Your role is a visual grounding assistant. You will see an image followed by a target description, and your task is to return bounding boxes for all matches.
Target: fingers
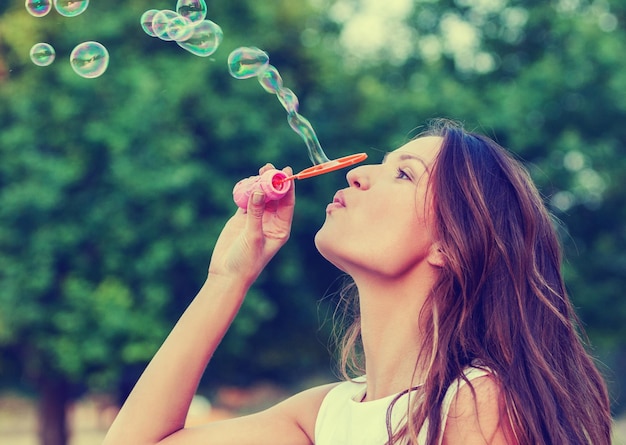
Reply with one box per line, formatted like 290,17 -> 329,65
245,190 -> 266,239
259,163 -> 275,175
273,166 -> 294,222
244,164 -> 294,230
281,166 -> 295,203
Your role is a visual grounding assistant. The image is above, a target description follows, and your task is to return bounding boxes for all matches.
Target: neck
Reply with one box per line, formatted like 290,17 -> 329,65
352,265 -> 438,401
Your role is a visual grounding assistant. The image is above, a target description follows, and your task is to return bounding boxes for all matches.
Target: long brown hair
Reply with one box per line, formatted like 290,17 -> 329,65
334,119 -> 611,444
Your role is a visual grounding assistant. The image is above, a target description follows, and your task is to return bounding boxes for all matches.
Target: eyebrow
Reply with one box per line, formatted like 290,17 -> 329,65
382,152 -> 431,172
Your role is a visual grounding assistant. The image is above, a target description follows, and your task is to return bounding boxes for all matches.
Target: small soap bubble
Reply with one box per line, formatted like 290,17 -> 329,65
152,10 -> 179,41
53,0 -> 89,18
166,15 -> 194,42
69,41 -> 109,78
140,9 -> 160,37
228,47 -> 270,79
177,20 -> 223,57
176,0 -> 207,23
29,43 -> 55,66
258,65 -> 283,94
277,88 -> 299,114
25,0 -> 52,17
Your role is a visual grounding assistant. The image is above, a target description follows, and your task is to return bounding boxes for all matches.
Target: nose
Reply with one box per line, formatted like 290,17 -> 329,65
346,165 -> 370,189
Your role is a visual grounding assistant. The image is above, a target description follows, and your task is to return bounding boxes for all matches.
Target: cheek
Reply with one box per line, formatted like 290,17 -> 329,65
314,190 -> 436,274
369,225 -> 431,274
362,200 -> 436,273
315,212 -> 430,276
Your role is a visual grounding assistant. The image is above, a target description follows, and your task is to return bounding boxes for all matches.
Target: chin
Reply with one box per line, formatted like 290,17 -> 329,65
313,226 -> 331,260
314,227 -> 348,273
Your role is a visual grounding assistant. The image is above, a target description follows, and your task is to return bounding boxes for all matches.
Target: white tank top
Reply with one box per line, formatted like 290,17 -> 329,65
315,367 -> 491,445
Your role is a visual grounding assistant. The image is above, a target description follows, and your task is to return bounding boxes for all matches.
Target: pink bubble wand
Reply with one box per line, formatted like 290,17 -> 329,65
233,153 -> 367,209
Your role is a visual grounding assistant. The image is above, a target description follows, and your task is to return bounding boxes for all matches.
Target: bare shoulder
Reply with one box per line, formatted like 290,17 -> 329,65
160,382 -> 339,445
442,374 -> 518,445
265,382 -> 341,441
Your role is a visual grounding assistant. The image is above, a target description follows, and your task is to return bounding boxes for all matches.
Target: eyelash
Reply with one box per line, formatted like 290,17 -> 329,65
395,168 -> 411,180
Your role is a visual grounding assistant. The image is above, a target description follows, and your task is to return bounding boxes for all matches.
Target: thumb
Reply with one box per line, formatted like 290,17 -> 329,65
245,190 -> 265,234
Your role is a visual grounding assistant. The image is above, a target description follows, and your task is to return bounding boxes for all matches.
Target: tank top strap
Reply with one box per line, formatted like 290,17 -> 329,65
436,366 -> 493,445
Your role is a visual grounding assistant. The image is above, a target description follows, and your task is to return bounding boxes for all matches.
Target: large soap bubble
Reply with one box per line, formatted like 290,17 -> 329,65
227,47 -> 270,79
140,9 -> 160,37
176,0 -> 207,23
25,0 -> 52,17
69,41 -> 109,78
177,20 -> 223,57
54,0 -> 89,18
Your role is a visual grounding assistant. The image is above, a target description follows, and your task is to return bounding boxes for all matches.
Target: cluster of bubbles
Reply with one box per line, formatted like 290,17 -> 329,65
227,47 -> 330,165
25,0 -> 109,78
25,0 -> 89,18
140,0 -> 223,57
138,0 -> 328,164
25,1 -> 329,162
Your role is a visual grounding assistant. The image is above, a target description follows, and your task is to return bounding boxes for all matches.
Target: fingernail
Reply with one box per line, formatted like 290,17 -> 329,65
252,191 -> 264,205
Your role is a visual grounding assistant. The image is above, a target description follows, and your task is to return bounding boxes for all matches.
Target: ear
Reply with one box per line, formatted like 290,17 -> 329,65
427,242 -> 446,268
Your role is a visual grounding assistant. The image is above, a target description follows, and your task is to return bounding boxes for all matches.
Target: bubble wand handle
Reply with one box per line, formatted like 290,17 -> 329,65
232,169 -> 292,209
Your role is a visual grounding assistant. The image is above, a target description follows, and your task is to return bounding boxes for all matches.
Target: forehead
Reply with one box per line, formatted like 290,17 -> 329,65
388,136 -> 443,166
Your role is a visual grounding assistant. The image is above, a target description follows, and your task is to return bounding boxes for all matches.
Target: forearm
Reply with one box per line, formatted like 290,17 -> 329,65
105,165 -> 295,445
103,274 -> 251,445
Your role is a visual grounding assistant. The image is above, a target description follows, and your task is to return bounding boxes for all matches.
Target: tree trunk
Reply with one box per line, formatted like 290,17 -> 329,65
37,377 -> 70,445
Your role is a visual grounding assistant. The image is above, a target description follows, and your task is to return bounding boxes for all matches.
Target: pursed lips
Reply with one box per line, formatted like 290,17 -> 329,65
332,190 -> 346,207
326,190 -> 347,213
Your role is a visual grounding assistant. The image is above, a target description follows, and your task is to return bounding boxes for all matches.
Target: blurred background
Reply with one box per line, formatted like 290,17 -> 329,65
1,0 -> 625,444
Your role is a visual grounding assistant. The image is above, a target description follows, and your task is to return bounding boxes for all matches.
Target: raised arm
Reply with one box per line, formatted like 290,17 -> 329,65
103,164 -> 323,445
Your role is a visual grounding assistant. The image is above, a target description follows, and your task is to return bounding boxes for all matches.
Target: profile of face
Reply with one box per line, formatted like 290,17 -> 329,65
315,136 -> 445,279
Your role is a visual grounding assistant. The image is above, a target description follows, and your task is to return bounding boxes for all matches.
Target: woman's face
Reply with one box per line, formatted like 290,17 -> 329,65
315,136 -> 443,278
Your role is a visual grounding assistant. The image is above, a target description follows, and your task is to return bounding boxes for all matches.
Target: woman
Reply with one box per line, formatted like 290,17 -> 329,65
103,119 -> 612,445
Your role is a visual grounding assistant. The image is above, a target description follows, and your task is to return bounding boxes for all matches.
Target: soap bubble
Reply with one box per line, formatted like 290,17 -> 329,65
227,47 -> 270,79
152,10 -> 179,41
177,20 -> 223,57
176,0 -> 207,23
166,15 -> 194,42
25,0 -> 52,17
258,65 -> 283,94
29,43 -> 55,66
54,0 -> 89,18
69,41 -> 109,78
277,88 -> 299,114
140,9 -> 160,37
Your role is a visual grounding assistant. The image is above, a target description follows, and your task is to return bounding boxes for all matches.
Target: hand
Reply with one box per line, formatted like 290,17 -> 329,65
208,164 -> 295,286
